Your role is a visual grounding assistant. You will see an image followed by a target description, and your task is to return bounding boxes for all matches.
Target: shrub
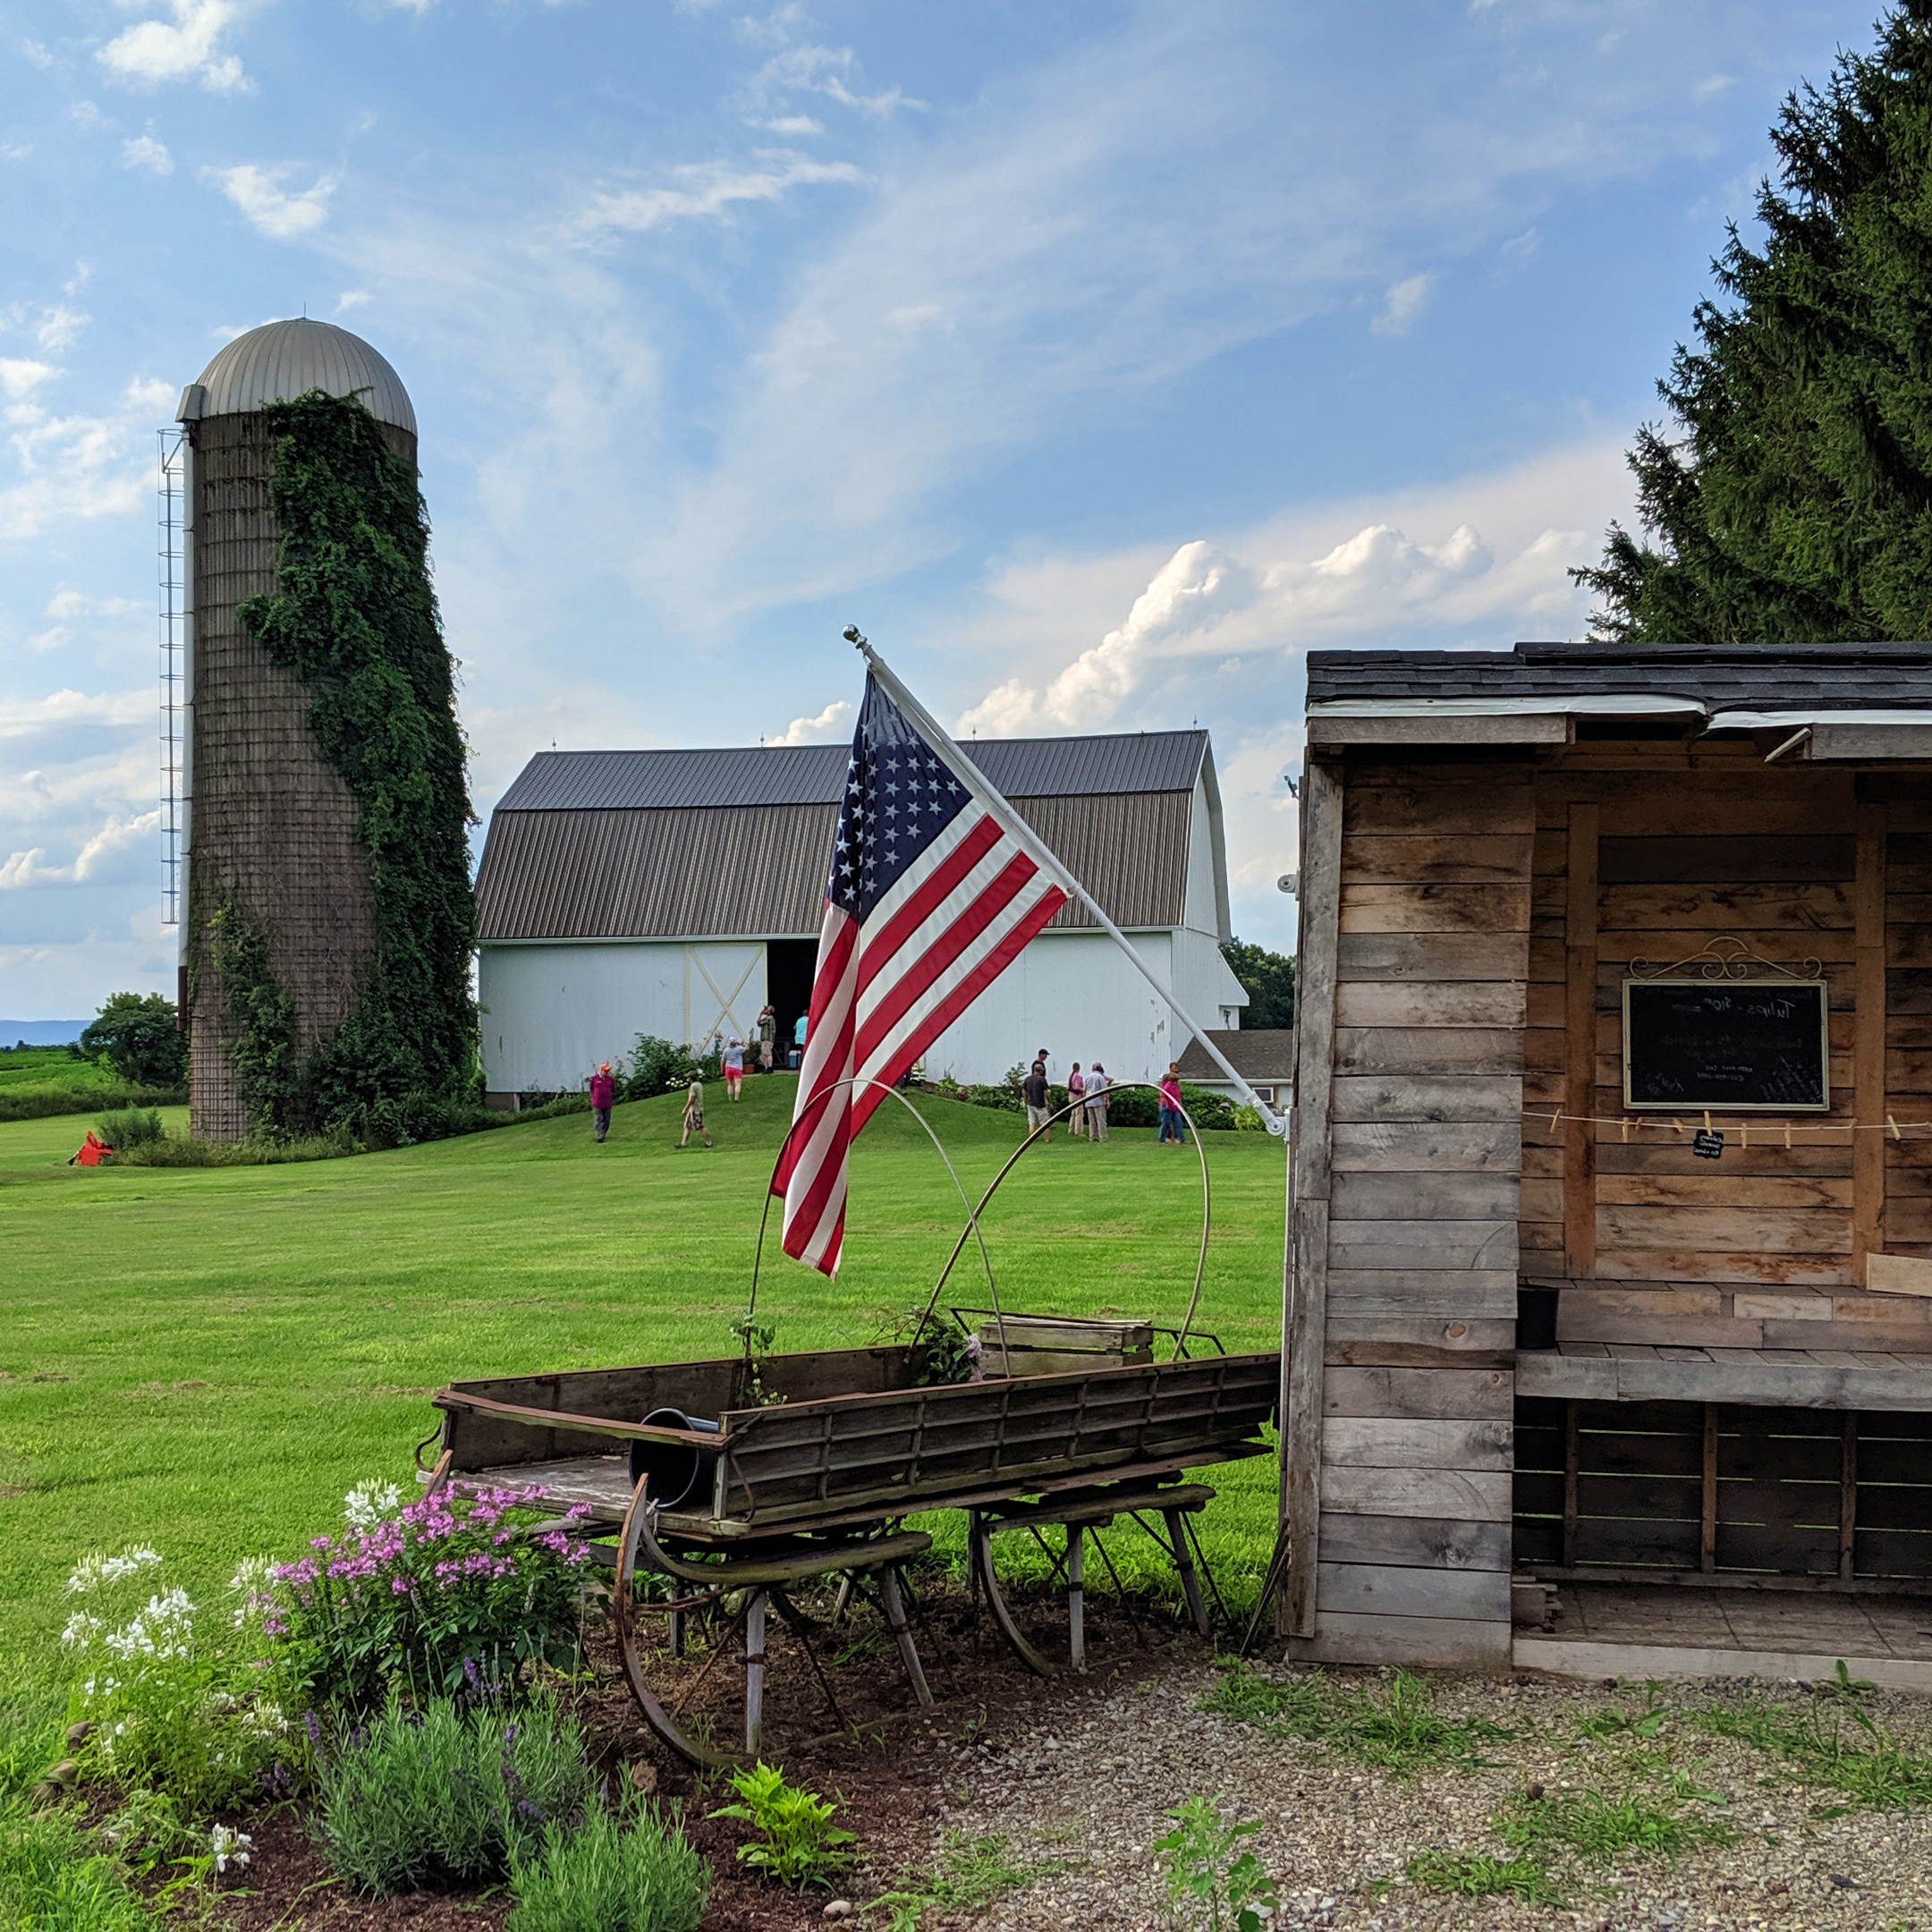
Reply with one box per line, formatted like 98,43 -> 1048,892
317,1696 -> 599,1894
93,1107 -> 163,1152
1105,1082 -> 1235,1131
0,1085 -> 184,1124
709,1761 -> 855,1889
268,1480 -> 593,1710
118,1131 -> 358,1167
80,993 -> 188,1089
507,1800 -> 708,1932
59,1547 -> 292,1815
623,1037 -> 721,1098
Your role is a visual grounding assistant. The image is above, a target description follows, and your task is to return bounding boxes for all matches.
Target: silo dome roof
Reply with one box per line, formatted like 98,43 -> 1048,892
187,318 -> 417,435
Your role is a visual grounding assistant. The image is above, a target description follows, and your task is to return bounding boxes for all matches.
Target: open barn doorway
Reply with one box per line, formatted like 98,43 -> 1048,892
767,939 -> 816,1067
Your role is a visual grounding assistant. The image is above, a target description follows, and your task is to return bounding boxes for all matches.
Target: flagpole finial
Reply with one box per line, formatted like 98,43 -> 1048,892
842,624 -> 868,650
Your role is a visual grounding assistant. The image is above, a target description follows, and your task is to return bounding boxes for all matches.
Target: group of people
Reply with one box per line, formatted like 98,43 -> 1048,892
1021,1051 -> 1191,1147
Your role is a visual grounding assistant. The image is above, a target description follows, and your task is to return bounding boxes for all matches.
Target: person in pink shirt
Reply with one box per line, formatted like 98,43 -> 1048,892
589,1061 -> 616,1142
1067,1062 -> 1087,1138
1157,1062 -> 1187,1146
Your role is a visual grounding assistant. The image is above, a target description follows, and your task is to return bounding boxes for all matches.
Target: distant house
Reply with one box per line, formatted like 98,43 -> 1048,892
473,732 -> 1249,1097
1178,1030 -> 1296,1110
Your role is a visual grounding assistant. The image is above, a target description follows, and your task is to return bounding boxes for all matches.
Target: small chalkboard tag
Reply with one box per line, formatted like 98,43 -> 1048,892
1693,1129 -> 1725,1160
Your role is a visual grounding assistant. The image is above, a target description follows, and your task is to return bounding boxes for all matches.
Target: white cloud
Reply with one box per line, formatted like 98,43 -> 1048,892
44,589 -> 143,621
0,142 -> 31,163
758,114 -> 823,136
741,43 -> 921,119
580,151 -> 862,235
204,164 -> 337,240
1693,73 -> 1736,101
21,40 -> 52,69
772,699 -> 852,746
72,101 -> 108,131
0,376 -> 174,542
1371,271 -> 1435,336
35,306 -> 89,351
121,134 -> 174,174
0,810 -> 160,889
97,0 -> 258,94
0,360 -> 56,401
0,688 -> 154,742
335,288 -> 371,313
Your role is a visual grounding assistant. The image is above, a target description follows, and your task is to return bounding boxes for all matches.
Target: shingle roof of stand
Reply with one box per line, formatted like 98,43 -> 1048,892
1307,641 -> 1932,712
494,732 -> 1208,811
476,731 -> 1217,942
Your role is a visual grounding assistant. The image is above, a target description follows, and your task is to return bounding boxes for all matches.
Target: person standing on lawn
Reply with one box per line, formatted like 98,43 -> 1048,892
1157,1062 -> 1187,1146
1067,1061 -> 1087,1138
757,1004 -> 776,1072
589,1061 -> 616,1142
680,1077 -> 712,1149
1022,1055 -> 1052,1142
723,1038 -> 746,1101
1085,1063 -> 1110,1140
792,1010 -> 809,1066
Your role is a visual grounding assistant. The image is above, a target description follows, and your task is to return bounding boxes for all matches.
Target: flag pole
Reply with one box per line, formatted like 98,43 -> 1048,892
849,630 -> 1289,1140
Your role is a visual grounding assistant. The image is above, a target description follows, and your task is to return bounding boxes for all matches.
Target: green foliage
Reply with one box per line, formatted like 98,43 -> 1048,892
1201,1660 -> 1512,1775
317,1695 -> 599,1894
92,1109 -> 163,1153
202,388 -> 475,1138
1576,1680 -> 1670,1741
1575,4 -> 1932,641
1496,1771 -> 1733,1866
1219,940 -> 1295,1030
1694,1666 -> 1932,1809
625,1037 -> 722,1098
79,995 -> 186,1090
876,1308 -> 979,1385
59,1546 -> 291,1815
1152,1793 -> 1279,1932
866,1830 -> 1059,1930
0,1084 -> 183,1124
708,1761 -> 856,1889
1403,1848 -> 1561,1905
506,1800 -> 708,1932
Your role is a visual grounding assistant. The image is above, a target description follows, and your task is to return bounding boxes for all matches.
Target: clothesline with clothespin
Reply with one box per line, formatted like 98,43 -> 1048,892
1525,1106 -> 1915,1146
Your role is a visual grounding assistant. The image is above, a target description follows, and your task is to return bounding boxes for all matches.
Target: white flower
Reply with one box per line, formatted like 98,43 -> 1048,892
241,1700 -> 287,1737
210,1824 -> 251,1875
227,1555 -> 274,1596
65,1546 -> 162,1593
60,1612 -> 103,1650
343,1478 -> 402,1530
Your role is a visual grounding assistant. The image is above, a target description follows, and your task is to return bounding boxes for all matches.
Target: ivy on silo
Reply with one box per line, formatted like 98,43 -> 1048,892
224,388 -> 478,1135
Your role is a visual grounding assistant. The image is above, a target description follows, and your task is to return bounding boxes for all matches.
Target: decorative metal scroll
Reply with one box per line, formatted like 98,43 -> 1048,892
1627,936 -> 1822,984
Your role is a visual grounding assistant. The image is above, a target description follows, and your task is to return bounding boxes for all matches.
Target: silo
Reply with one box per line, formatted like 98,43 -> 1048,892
175,319 -> 421,1140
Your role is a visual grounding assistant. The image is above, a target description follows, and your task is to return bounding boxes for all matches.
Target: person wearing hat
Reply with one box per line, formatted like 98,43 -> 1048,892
589,1061 -> 616,1142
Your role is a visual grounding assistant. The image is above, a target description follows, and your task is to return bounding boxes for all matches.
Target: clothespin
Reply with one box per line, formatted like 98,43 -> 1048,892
1704,1111 -> 1713,1136
1784,1122 -> 1792,1148
1740,1122 -> 1749,1149
1673,1117 -> 1684,1136
1621,1117 -> 1631,1142
1550,1106 -> 1562,1134
1890,1114 -> 1902,1141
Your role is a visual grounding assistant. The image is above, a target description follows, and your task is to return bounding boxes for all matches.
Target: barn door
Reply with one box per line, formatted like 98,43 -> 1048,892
682,944 -> 764,1049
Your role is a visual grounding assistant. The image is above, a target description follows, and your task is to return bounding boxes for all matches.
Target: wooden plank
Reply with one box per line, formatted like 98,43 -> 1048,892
1565,802 -> 1598,1279
1343,786 -> 1537,835
1323,1416 -> 1512,1471
1282,756 -> 1343,1640
1322,1366 -> 1513,1420
1317,1511 -> 1512,1571
1290,1610 -> 1511,1668
1334,981 -> 1526,1028
1597,1205 -> 1855,1255
1859,801 -> 1888,1286
1339,834 -> 1535,885
1595,881 -> 1854,930
1596,1174 -> 1853,1209
1308,713 -> 1569,746
1316,1562 -> 1512,1620
1329,1171 -> 1520,1223
1329,1074 -> 1522,1123
1596,1140 -> 1852,1175
1335,1027 -> 1521,1075
1339,883 -> 1532,934
1328,1284 -> 1519,1320
1597,928 -> 1858,965
1592,1250 -> 1853,1287
1335,931 -> 1528,982
1597,835 -> 1856,885
1320,1462 -> 1514,1521
1868,1253 -> 1932,1298
1325,1267 -> 1516,1298
1324,1323 -> 1517,1359
1328,1219 -> 1519,1273
1330,1120 -> 1521,1172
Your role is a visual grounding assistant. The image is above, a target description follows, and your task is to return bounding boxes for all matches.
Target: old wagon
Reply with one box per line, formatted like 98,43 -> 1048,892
422,1087 -> 1279,1763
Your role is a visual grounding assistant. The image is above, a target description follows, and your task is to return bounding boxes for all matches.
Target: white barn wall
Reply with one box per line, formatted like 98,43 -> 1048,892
480,940 -> 767,1091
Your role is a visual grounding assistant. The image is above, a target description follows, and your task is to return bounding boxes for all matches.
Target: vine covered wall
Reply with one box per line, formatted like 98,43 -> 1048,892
211,388 -> 478,1137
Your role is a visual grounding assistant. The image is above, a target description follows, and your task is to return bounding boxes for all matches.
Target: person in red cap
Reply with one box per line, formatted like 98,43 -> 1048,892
589,1061 -> 616,1142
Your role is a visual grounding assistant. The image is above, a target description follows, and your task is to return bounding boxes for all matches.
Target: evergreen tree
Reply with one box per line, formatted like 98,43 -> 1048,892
1576,2 -> 1932,641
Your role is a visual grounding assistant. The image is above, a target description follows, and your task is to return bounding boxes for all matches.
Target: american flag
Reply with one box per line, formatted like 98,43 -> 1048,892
772,665 -> 1071,1274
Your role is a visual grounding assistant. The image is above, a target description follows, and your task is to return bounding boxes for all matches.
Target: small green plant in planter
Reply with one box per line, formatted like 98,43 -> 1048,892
507,1798 -> 708,1932
708,1761 -> 856,1889
1152,1794 -> 1278,1932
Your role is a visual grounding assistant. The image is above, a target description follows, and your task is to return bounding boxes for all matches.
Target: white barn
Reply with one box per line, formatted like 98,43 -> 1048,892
474,732 -> 1248,1097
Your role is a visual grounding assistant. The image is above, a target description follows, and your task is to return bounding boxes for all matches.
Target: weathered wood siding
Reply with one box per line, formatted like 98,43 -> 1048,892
1289,754 -> 1531,1667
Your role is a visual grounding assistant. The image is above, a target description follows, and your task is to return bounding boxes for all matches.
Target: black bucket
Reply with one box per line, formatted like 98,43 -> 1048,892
628,1407 -> 722,1511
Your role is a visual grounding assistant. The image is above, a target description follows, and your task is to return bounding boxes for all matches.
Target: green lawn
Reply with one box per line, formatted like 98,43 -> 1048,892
0,1078 -> 1286,1660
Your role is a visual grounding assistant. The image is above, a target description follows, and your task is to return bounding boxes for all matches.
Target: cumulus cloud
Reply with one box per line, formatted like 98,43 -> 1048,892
0,688 -> 155,742
44,589 -> 144,621
204,164 -> 337,239
0,360 -> 56,401
580,152 -> 862,234
741,43 -> 922,120
0,376 -> 175,541
97,0 -> 257,93
121,134 -> 174,174
772,699 -> 853,746
1371,271 -> 1434,335
36,306 -> 89,351
0,809 -> 161,890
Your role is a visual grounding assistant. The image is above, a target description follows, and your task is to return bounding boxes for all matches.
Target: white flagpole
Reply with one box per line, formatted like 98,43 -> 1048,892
851,631 -> 1289,1138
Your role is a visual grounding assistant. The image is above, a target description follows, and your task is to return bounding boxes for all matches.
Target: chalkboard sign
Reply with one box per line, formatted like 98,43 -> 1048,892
1622,979 -> 1831,1112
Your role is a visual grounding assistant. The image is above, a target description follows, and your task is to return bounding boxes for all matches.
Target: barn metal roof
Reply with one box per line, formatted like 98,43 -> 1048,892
477,731 -> 1214,942
182,318 -> 417,436
493,731 -> 1208,811
1307,641 -> 1932,715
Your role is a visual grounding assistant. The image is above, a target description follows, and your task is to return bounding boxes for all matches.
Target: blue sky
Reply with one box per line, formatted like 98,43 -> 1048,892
0,0 -> 1880,1019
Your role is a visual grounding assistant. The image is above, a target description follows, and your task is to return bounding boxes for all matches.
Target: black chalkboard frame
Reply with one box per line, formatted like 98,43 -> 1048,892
1620,977 -> 1832,1113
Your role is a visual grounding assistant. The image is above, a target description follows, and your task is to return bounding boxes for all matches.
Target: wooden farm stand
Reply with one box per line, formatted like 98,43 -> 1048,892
427,1338 -> 1276,1762
1284,642 -> 1932,1685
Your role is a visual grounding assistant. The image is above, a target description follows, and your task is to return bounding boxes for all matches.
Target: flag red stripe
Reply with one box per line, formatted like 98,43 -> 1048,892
771,910 -> 858,1197
855,815 -> 1005,996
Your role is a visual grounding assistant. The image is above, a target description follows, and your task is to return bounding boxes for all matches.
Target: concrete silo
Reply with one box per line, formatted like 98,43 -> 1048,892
175,319 -> 425,1140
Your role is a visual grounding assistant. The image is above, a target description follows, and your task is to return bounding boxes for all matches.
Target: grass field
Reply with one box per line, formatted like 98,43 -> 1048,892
0,1046 -> 120,1095
0,1077 -> 1286,1665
